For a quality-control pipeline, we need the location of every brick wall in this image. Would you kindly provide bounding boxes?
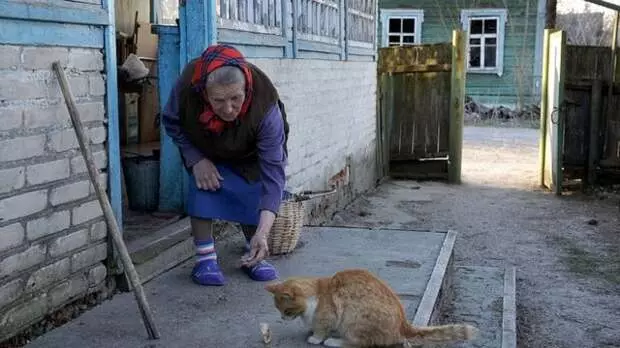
[0,45,109,341]
[249,59,378,223]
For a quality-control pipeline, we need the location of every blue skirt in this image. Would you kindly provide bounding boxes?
[186,164,262,226]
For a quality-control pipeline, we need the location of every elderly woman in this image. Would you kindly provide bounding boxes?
[161,44,289,286]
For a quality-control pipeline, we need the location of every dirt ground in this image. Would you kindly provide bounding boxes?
[329,126,620,348]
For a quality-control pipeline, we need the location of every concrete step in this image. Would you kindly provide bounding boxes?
[118,217,193,291]
[119,217,241,291]
[436,265,517,348]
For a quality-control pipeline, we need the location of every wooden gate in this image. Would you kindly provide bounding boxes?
[539,29,567,195]
[376,30,466,183]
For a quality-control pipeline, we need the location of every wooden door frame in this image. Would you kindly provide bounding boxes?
[375,30,466,184]
[538,28,567,195]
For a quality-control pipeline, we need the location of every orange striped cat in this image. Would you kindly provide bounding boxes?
[264,268,477,347]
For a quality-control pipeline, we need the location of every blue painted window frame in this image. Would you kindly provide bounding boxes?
[460,8,508,77]
[379,9,424,48]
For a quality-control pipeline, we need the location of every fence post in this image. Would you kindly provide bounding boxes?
[339,0,345,60]
[282,0,292,57]
[448,29,466,184]
[373,0,378,62]
[291,0,298,58]
[340,0,349,60]
[538,29,551,187]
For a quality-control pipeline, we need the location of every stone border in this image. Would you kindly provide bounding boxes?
[412,230,457,326]
[502,266,517,348]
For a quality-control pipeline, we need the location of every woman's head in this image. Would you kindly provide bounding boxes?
[205,66,246,121]
[191,44,254,124]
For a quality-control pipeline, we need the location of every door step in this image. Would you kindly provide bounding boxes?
[436,265,517,348]
[118,217,237,291]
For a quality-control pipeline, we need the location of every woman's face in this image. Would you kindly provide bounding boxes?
[205,83,245,121]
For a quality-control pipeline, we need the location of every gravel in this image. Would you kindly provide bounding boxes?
[330,126,620,348]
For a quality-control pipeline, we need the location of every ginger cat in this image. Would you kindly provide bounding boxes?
[264,268,477,348]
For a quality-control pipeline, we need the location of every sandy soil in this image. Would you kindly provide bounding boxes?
[329,126,620,348]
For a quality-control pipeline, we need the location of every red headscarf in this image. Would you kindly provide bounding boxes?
[190,44,254,133]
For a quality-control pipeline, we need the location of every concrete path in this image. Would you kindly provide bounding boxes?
[26,227,447,348]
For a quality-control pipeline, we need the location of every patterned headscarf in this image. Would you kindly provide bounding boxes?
[190,44,254,133]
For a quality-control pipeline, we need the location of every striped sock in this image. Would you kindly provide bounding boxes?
[195,238,217,263]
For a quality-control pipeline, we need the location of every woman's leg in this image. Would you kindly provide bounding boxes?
[190,217,226,286]
[240,224,278,281]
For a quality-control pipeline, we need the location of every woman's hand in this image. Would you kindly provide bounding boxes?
[242,231,269,267]
[192,158,223,191]
[241,210,276,267]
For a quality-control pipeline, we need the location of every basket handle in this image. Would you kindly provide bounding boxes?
[297,187,337,200]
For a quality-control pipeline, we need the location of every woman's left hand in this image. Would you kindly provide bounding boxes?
[242,231,269,267]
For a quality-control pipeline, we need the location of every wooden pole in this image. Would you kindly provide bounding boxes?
[604,11,619,164]
[448,30,466,184]
[538,29,551,187]
[52,61,160,340]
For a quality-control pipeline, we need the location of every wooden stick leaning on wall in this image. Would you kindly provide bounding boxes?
[52,61,161,340]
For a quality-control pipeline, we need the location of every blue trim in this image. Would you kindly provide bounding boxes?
[297,40,341,54]
[0,0,108,25]
[151,24,179,35]
[533,0,546,95]
[291,0,299,58]
[206,0,217,46]
[102,0,122,229]
[154,26,184,212]
[0,18,104,47]
[218,29,287,48]
[155,0,218,213]
[379,9,424,47]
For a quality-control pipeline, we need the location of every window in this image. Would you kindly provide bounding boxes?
[380,9,424,47]
[460,9,507,76]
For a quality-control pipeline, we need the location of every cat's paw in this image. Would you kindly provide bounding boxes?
[322,337,344,347]
[307,335,324,345]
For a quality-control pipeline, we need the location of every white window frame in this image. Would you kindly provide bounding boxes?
[460,8,508,76]
[380,9,424,47]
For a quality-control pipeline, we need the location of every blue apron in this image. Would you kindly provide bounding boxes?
[186,164,263,225]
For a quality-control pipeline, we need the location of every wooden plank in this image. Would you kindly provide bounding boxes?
[0,18,104,48]
[605,11,620,166]
[562,88,589,166]
[538,29,551,187]
[377,63,452,74]
[427,72,446,156]
[412,73,428,158]
[587,79,603,187]
[401,73,416,158]
[0,0,109,25]
[378,44,452,73]
[448,30,466,184]
[390,74,406,157]
[384,73,395,177]
[389,159,449,181]
[555,30,567,195]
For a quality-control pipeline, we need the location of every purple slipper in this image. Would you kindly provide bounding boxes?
[241,260,279,282]
[191,259,226,286]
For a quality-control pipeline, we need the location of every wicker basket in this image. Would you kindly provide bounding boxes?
[267,189,336,255]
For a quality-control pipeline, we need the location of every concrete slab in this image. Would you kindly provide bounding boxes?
[439,266,506,348]
[26,226,449,348]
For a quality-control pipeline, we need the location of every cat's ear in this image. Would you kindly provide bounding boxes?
[264,282,282,294]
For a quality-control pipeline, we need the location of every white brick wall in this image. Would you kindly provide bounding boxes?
[0,44,109,340]
[249,58,378,221]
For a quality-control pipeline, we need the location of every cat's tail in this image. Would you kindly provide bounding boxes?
[401,322,478,344]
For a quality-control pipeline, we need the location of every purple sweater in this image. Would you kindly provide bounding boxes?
[161,80,288,214]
